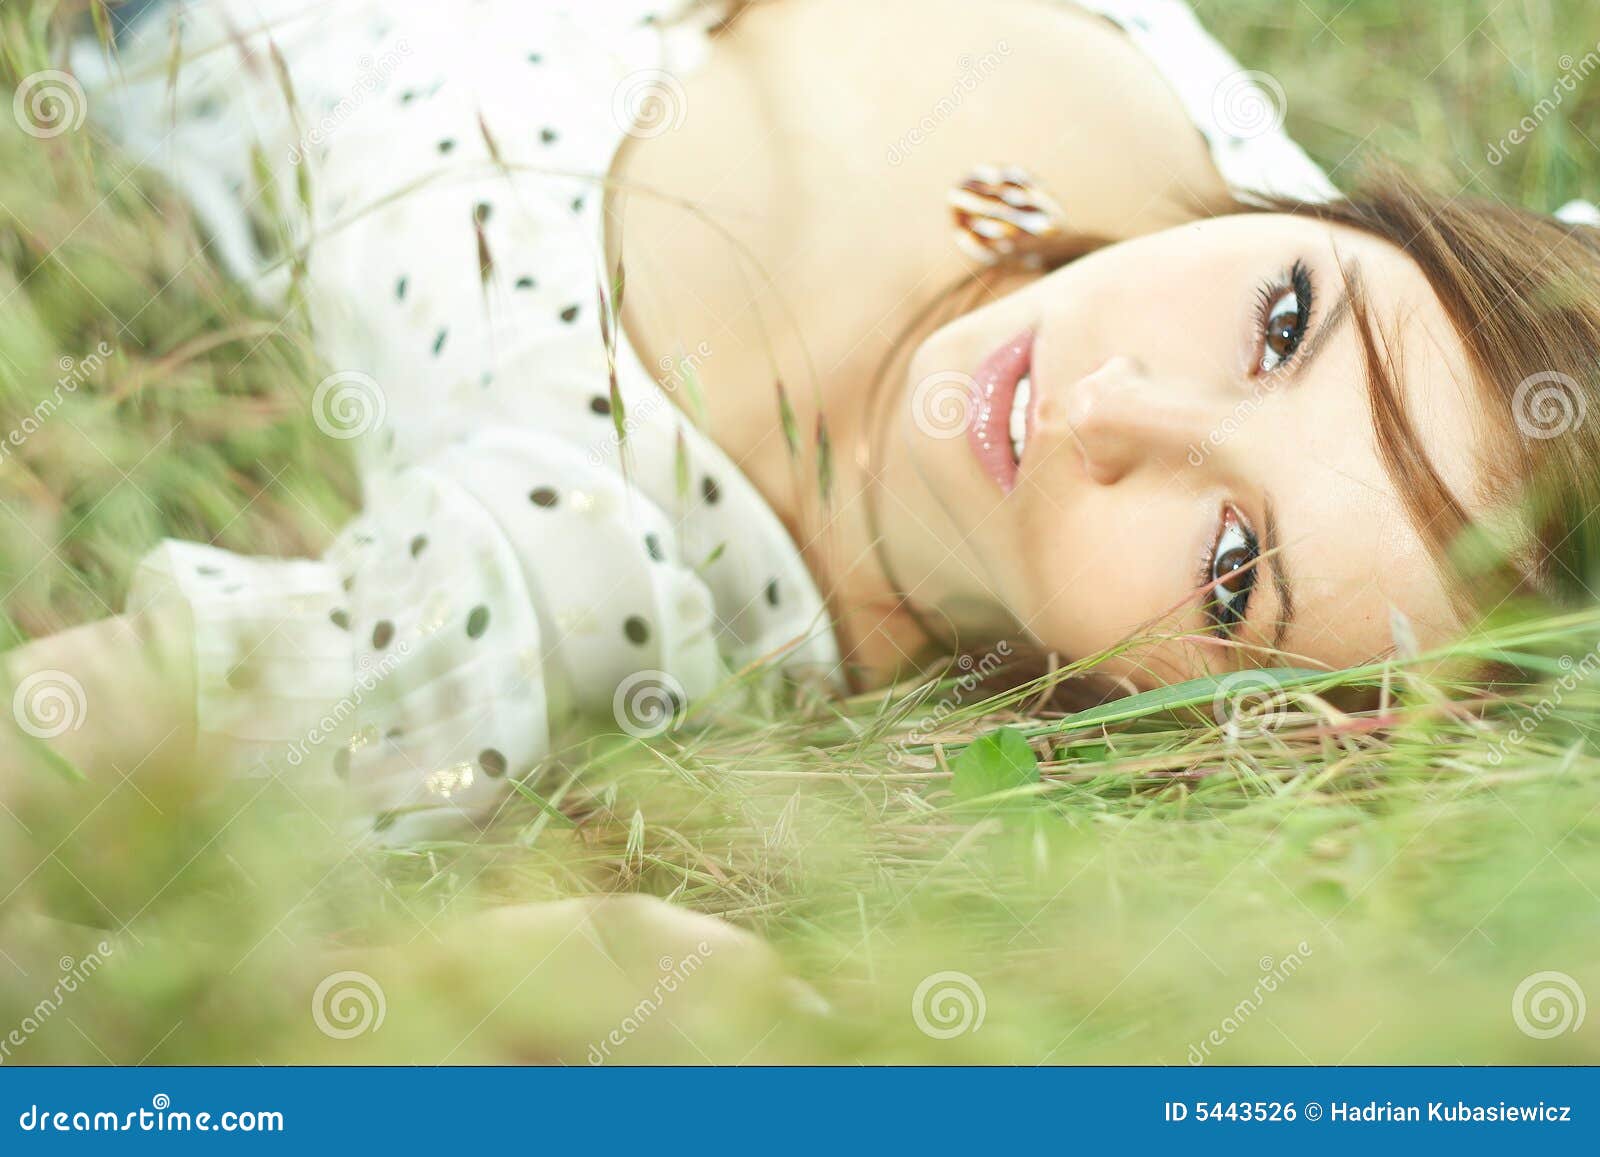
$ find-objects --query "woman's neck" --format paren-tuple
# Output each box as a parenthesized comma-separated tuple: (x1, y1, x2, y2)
(602, 0, 1236, 681)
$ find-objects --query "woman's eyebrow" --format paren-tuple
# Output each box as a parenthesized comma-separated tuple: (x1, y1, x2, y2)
(1263, 497, 1296, 652)
(1296, 264, 1356, 379)
(1258, 266, 1348, 653)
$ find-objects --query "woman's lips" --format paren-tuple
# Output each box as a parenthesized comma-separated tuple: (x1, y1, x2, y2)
(967, 328, 1034, 493)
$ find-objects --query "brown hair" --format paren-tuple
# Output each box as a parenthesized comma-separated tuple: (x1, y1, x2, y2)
(936, 170, 1600, 702)
(1257, 170, 1600, 619)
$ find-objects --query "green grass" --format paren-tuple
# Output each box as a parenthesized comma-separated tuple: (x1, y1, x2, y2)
(3, 0, 1600, 1064)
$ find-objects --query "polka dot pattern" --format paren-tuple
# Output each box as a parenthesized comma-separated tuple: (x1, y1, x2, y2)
(117, 0, 842, 846)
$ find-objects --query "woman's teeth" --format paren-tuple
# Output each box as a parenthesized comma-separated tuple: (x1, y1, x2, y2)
(1008, 372, 1031, 466)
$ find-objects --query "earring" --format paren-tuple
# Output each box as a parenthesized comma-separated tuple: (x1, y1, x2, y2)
(948, 164, 1071, 267)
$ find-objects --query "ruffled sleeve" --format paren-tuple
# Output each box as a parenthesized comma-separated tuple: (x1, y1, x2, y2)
(126, 541, 355, 782)
(100, 0, 839, 844)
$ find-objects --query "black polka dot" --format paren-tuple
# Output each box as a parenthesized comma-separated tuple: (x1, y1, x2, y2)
(623, 615, 651, 646)
(514, 275, 536, 290)
(466, 605, 490, 639)
(478, 748, 507, 778)
(559, 304, 579, 324)
(330, 608, 351, 630)
(372, 620, 395, 649)
(410, 534, 428, 558)
(589, 395, 611, 416)
(395, 275, 408, 300)
(765, 579, 780, 607)
(529, 486, 559, 508)
(437, 138, 456, 154)
(432, 328, 448, 355)
(342, 576, 355, 593)
(527, 51, 542, 64)
(334, 747, 350, 778)
(474, 201, 492, 225)
(571, 196, 585, 214)
(644, 534, 664, 562)
(540, 127, 558, 145)
(701, 475, 721, 504)
(399, 89, 416, 104)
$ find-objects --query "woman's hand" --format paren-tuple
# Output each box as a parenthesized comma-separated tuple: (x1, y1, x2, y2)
(307, 896, 829, 1064)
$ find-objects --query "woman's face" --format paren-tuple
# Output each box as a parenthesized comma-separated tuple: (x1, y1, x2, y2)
(885, 213, 1489, 686)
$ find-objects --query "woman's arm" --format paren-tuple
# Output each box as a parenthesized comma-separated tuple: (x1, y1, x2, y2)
(303, 894, 827, 1064)
(1, 602, 197, 818)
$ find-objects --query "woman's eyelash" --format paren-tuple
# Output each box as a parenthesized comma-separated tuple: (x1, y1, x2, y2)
(1199, 506, 1260, 638)
(1253, 259, 1315, 374)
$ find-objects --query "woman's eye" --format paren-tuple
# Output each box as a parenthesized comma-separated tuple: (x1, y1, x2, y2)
(1255, 261, 1314, 374)
(1205, 511, 1259, 635)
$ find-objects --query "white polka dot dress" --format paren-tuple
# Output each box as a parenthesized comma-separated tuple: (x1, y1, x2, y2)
(86, 0, 1331, 842)
(94, 0, 839, 841)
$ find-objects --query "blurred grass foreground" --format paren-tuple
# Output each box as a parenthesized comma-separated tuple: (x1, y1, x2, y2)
(2, 0, 1600, 1064)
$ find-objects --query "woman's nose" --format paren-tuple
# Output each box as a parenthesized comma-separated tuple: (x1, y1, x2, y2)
(1042, 354, 1225, 485)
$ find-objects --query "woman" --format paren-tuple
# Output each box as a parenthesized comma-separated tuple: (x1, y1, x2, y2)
(8, 0, 1600, 846)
